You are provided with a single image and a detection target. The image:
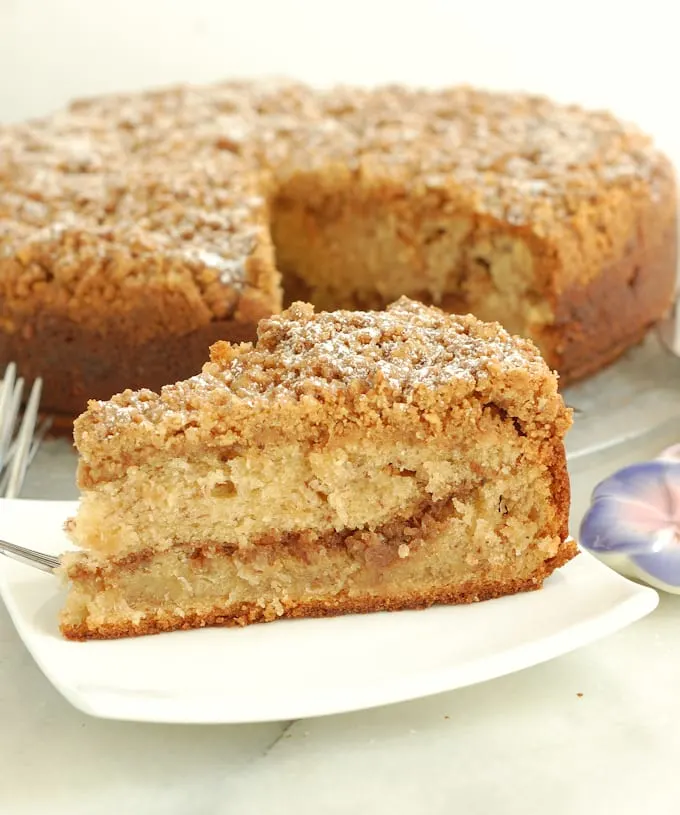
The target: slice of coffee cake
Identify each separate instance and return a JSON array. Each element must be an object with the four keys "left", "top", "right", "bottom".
[{"left": 60, "top": 297, "right": 576, "bottom": 640}]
